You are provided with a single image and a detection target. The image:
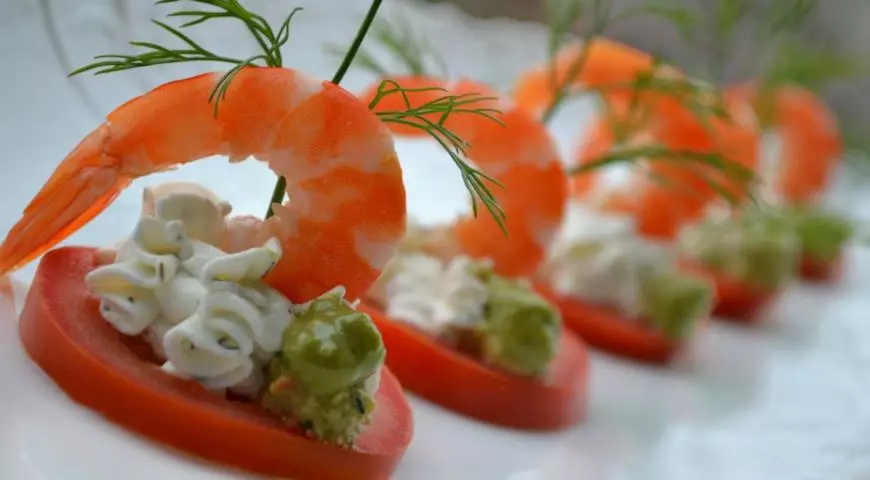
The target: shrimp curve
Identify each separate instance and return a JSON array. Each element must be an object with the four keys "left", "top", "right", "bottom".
[
  {"left": 360, "top": 76, "right": 568, "bottom": 278},
  {"left": 570, "top": 93, "right": 760, "bottom": 239},
  {"left": 513, "top": 38, "right": 674, "bottom": 117},
  {"left": 727, "top": 83, "right": 842, "bottom": 204},
  {"left": 0, "top": 67, "right": 407, "bottom": 303}
]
